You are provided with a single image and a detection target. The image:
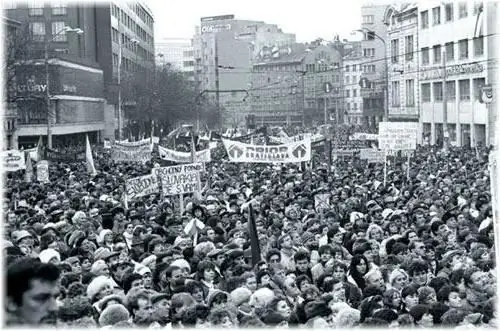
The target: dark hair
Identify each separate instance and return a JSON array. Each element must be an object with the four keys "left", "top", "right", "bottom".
[
  {"left": 266, "top": 249, "right": 281, "bottom": 263},
  {"left": 318, "top": 245, "right": 333, "bottom": 256},
  {"left": 409, "top": 304, "right": 430, "bottom": 322},
  {"left": 295, "top": 274, "right": 312, "bottom": 291},
  {"left": 408, "top": 260, "right": 429, "bottom": 277},
  {"left": 428, "top": 277, "right": 449, "bottom": 294},
  {"left": 7, "top": 258, "right": 61, "bottom": 306},
  {"left": 185, "top": 280, "right": 205, "bottom": 297},
  {"left": 449, "top": 268, "right": 466, "bottom": 286},
  {"left": 349, "top": 254, "right": 369, "bottom": 289},
  {"left": 60, "top": 272, "right": 80, "bottom": 289},
  {"left": 322, "top": 277, "right": 342, "bottom": 293},
  {"left": 122, "top": 272, "right": 143, "bottom": 294},
  {"left": 372, "top": 308, "right": 398, "bottom": 323},
  {"left": 182, "top": 304, "right": 210, "bottom": 326},
  {"left": 293, "top": 250, "right": 310, "bottom": 263},
  {"left": 401, "top": 284, "right": 419, "bottom": 299}
]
